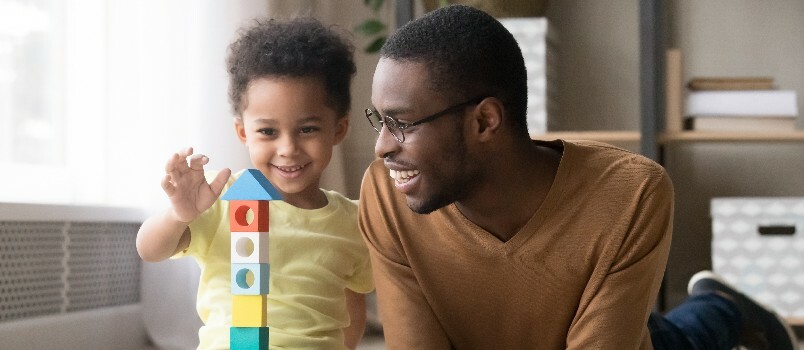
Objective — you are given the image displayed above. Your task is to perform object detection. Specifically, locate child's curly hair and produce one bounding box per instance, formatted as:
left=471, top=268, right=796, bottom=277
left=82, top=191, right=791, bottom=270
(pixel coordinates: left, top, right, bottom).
left=226, top=17, right=356, bottom=118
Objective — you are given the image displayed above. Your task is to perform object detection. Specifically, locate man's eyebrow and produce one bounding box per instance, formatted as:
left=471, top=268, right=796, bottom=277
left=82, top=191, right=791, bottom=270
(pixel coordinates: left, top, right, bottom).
left=372, top=106, right=412, bottom=118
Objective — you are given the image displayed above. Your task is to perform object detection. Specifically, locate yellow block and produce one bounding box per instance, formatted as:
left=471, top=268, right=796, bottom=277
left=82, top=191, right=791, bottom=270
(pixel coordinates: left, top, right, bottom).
left=232, top=295, right=268, bottom=327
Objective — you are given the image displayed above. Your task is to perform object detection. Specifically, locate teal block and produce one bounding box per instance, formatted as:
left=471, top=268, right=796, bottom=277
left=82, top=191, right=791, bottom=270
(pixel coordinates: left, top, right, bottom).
left=231, top=263, right=270, bottom=295
left=230, top=327, right=268, bottom=350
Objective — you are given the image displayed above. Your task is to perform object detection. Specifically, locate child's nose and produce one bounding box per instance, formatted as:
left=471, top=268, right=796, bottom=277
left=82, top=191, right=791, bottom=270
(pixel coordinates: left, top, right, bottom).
left=277, top=135, right=298, bottom=156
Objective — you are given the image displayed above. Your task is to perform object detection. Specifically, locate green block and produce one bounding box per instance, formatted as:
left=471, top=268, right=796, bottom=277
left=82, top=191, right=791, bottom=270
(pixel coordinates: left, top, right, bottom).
left=230, top=327, right=268, bottom=350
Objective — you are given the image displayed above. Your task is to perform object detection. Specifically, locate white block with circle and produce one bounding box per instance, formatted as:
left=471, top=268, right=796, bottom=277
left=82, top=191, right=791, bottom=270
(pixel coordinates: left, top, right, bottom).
left=231, top=232, right=269, bottom=264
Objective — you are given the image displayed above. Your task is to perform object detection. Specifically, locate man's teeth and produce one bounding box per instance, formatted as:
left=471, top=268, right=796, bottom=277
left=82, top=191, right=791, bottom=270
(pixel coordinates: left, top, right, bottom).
left=389, top=169, right=420, bottom=183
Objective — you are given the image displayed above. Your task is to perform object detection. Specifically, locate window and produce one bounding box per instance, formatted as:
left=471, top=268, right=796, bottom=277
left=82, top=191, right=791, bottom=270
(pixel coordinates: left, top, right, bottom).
left=0, top=0, right=254, bottom=209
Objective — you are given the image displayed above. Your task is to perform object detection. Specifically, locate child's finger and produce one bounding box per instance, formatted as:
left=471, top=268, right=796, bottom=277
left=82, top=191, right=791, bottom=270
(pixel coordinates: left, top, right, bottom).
left=188, top=153, right=208, bottom=170
left=167, top=148, right=192, bottom=174
left=165, top=152, right=186, bottom=177
left=161, top=174, right=175, bottom=196
left=178, top=146, right=194, bottom=159
left=209, top=168, right=232, bottom=197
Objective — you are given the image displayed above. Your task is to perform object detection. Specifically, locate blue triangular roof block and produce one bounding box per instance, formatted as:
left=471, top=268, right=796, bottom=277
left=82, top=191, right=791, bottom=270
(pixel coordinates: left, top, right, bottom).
left=221, top=169, right=283, bottom=201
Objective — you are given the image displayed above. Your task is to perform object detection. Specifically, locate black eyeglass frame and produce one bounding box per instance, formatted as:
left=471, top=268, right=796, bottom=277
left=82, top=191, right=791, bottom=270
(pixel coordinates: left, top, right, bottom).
left=365, top=96, right=488, bottom=143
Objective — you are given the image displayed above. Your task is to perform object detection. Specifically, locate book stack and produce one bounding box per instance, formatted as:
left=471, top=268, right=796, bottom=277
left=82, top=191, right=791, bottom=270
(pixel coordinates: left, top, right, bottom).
left=683, top=77, right=799, bottom=132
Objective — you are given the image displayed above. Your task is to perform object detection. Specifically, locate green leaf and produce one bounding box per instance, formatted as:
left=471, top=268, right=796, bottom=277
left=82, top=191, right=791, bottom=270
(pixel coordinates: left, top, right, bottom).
left=354, top=19, right=386, bottom=36
left=365, top=36, right=386, bottom=53
left=368, top=0, right=384, bottom=12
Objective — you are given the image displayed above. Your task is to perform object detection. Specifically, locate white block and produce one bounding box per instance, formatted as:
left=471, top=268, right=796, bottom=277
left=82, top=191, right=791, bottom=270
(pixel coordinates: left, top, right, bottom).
left=231, top=232, right=269, bottom=264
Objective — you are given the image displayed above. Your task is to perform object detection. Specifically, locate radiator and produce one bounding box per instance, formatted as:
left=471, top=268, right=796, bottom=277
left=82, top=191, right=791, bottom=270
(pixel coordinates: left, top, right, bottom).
left=0, top=203, right=152, bottom=350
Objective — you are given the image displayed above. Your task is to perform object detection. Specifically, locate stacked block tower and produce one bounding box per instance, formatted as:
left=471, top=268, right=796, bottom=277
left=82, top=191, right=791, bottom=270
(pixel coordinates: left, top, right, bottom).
left=221, top=169, right=282, bottom=350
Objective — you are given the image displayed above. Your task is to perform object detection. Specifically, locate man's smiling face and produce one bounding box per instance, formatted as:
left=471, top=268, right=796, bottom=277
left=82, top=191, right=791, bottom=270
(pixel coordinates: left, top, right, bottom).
left=371, top=58, right=477, bottom=214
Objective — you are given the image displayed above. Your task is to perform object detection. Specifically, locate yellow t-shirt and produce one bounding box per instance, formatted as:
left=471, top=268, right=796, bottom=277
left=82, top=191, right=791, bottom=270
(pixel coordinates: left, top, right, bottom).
left=179, top=170, right=374, bottom=349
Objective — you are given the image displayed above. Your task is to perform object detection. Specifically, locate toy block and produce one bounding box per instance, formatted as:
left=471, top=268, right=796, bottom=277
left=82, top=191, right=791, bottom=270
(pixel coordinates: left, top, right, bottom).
left=230, top=327, right=268, bottom=350
left=228, top=200, right=269, bottom=232
left=231, top=263, right=270, bottom=295
left=231, top=232, right=270, bottom=264
left=232, top=295, right=268, bottom=327
left=221, top=169, right=283, bottom=201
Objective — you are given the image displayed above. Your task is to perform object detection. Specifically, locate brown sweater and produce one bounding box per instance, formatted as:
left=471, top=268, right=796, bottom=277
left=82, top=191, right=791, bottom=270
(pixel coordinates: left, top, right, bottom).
left=359, top=140, right=674, bottom=350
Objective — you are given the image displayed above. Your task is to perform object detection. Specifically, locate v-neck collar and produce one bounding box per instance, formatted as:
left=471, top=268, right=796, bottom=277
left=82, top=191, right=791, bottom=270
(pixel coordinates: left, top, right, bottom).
left=445, top=139, right=570, bottom=252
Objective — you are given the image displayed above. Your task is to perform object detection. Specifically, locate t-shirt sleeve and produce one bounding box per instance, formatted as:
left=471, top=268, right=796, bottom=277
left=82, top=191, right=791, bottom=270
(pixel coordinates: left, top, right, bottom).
left=346, top=247, right=374, bottom=294
left=358, top=160, right=452, bottom=348
left=566, top=167, right=674, bottom=349
left=345, top=198, right=375, bottom=294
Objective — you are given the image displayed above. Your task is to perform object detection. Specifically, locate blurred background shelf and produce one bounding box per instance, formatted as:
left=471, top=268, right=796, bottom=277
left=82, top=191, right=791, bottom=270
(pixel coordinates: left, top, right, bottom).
left=660, top=132, right=804, bottom=143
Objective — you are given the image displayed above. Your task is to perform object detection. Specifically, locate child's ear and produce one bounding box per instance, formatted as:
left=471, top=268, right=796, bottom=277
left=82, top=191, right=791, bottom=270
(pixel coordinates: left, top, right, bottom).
left=333, top=116, right=349, bottom=145
left=233, top=117, right=247, bottom=143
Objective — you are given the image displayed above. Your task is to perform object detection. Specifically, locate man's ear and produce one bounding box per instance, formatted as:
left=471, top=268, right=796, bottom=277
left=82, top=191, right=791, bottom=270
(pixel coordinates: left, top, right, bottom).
left=334, top=116, right=349, bottom=145
left=472, top=97, right=504, bottom=142
left=233, top=117, right=247, bottom=143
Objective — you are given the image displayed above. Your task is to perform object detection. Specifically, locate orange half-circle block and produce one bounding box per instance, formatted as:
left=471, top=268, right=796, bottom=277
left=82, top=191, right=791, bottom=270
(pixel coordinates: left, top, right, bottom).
left=228, top=200, right=269, bottom=232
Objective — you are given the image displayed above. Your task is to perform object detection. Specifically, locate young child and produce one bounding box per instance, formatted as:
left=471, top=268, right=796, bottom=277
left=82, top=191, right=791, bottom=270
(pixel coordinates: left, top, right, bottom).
left=136, top=17, right=373, bottom=350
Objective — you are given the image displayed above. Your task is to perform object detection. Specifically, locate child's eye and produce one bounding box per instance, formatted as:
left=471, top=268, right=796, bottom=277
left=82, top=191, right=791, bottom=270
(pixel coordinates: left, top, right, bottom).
left=300, top=126, right=319, bottom=134
left=257, top=128, right=276, bottom=136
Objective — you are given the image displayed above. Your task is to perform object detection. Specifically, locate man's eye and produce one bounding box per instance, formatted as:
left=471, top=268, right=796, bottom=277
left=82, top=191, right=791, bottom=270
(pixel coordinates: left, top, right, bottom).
left=385, top=118, right=401, bottom=128
left=257, top=128, right=276, bottom=136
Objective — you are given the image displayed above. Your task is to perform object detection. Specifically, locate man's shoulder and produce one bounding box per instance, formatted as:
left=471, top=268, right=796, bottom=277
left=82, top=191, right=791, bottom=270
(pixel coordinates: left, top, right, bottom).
left=560, top=140, right=671, bottom=197
left=362, top=159, right=394, bottom=193
left=566, top=140, right=666, bottom=174
left=367, top=158, right=387, bottom=176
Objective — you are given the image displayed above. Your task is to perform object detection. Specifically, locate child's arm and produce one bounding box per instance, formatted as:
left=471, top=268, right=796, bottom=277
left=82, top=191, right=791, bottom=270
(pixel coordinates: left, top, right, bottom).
left=136, top=147, right=231, bottom=262
left=343, top=289, right=367, bottom=349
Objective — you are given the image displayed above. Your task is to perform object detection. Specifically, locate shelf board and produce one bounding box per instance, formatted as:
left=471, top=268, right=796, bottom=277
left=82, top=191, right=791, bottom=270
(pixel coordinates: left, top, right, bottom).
left=787, top=317, right=804, bottom=327
left=532, top=130, right=804, bottom=144
left=660, top=131, right=804, bottom=143
left=530, top=131, right=641, bottom=143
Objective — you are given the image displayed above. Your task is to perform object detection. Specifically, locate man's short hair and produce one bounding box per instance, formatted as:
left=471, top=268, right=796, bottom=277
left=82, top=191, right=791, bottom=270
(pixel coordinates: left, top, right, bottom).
left=380, top=5, right=529, bottom=135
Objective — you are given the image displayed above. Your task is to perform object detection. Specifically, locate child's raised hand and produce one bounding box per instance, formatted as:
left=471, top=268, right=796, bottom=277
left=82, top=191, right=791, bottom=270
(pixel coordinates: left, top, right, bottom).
left=161, top=147, right=232, bottom=223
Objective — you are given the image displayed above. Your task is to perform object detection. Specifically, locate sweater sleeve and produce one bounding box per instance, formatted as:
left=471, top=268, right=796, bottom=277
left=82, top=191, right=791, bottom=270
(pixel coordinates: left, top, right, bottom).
left=358, top=160, right=452, bottom=349
left=566, top=169, right=674, bottom=349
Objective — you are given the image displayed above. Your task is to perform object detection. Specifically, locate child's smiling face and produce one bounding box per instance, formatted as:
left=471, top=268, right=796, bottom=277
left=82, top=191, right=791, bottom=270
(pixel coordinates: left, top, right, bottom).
left=235, top=76, right=348, bottom=209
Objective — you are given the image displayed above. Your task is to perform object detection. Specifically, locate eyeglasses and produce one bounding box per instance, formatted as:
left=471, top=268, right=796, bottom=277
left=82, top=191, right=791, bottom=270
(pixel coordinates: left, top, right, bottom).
left=365, top=96, right=487, bottom=143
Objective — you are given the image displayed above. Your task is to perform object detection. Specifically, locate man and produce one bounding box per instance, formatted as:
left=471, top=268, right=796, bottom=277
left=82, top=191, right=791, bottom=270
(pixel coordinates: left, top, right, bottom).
left=358, top=5, right=796, bottom=350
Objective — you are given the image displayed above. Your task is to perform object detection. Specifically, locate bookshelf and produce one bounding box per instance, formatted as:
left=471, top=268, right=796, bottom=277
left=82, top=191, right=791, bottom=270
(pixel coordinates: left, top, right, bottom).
left=531, top=131, right=640, bottom=142
left=661, top=132, right=804, bottom=143
left=660, top=1, right=804, bottom=324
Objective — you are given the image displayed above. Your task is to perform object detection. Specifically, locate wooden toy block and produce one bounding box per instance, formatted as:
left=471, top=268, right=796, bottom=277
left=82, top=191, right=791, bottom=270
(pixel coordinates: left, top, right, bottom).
left=221, top=169, right=283, bottom=201
left=230, top=327, right=268, bottom=350
left=228, top=200, right=269, bottom=232
left=231, top=263, right=270, bottom=295
left=232, top=295, right=268, bottom=327
left=231, top=232, right=270, bottom=264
